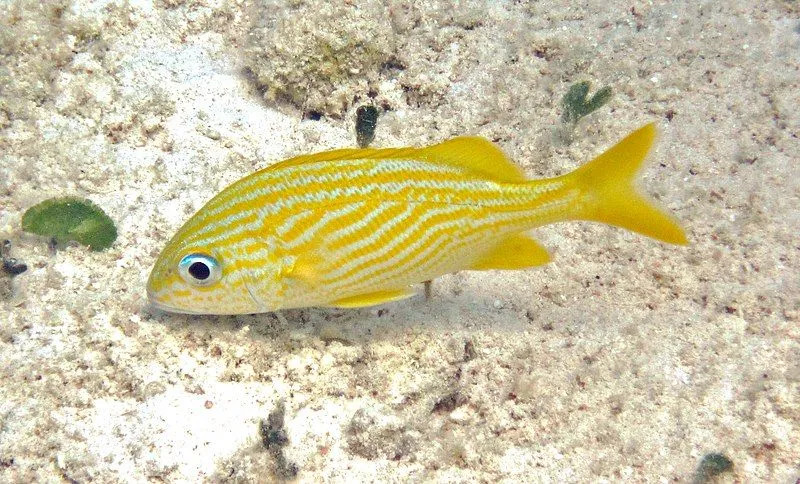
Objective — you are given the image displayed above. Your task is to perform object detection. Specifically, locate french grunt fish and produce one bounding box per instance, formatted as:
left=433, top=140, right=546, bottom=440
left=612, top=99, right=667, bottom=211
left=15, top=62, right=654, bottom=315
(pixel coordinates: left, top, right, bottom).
left=147, top=123, right=687, bottom=315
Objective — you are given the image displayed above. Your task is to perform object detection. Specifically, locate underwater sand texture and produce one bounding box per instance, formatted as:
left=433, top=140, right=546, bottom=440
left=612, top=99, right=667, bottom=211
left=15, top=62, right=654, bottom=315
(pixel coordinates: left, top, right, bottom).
left=1, top=0, right=798, bottom=481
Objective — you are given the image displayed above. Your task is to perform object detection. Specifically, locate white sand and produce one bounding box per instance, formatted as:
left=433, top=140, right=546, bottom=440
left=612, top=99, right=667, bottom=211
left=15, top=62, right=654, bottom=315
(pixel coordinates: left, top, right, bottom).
left=1, top=0, right=798, bottom=481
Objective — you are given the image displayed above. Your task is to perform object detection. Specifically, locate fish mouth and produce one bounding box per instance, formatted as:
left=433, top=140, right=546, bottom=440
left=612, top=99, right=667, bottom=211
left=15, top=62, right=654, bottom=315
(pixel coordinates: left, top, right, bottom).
left=146, top=289, right=205, bottom=315
left=146, top=283, right=268, bottom=315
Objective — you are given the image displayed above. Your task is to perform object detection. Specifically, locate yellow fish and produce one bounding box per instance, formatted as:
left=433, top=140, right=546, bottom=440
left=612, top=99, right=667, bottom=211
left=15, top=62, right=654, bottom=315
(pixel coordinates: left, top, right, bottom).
left=147, top=123, right=687, bottom=315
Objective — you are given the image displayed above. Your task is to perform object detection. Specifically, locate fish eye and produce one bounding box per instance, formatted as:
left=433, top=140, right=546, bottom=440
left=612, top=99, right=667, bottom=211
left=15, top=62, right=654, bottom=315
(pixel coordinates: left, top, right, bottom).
left=178, top=253, right=222, bottom=286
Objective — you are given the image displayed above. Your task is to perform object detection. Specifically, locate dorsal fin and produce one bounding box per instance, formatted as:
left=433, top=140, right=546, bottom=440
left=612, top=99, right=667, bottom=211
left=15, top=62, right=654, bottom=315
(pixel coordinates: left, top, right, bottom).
left=418, top=137, right=527, bottom=182
left=265, top=137, right=526, bottom=183
left=267, top=147, right=418, bottom=171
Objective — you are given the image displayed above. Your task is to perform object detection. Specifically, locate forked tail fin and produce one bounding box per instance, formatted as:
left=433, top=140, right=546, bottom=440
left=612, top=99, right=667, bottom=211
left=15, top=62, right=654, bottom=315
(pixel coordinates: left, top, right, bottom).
left=569, top=123, right=688, bottom=245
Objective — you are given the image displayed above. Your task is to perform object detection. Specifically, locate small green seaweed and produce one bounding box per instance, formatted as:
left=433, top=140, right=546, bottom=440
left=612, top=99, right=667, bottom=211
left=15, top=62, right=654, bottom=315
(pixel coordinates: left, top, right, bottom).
left=692, top=453, right=734, bottom=484
left=22, top=197, right=117, bottom=251
left=355, top=105, right=379, bottom=148
left=561, top=81, right=613, bottom=126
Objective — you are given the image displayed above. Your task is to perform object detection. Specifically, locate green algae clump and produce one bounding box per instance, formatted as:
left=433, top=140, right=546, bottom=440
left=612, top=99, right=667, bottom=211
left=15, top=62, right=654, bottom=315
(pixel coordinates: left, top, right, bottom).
left=22, top=197, right=117, bottom=251
left=693, top=453, right=734, bottom=483
left=561, top=81, right=613, bottom=125
left=355, top=105, right=379, bottom=147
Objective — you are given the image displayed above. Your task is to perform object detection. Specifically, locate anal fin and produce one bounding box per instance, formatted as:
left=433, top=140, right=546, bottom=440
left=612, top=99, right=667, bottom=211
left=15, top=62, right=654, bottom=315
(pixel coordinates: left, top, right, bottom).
left=470, top=234, right=551, bottom=271
left=330, top=288, right=416, bottom=308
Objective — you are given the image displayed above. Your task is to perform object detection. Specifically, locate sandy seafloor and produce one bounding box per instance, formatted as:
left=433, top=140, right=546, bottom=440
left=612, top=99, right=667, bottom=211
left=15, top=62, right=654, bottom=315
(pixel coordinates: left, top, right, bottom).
left=1, top=0, right=799, bottom=482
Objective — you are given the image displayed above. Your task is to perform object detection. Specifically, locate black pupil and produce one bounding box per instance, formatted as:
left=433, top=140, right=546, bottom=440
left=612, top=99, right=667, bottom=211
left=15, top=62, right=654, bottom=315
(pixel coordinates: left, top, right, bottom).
left=188, top=261, right=211, bottom=280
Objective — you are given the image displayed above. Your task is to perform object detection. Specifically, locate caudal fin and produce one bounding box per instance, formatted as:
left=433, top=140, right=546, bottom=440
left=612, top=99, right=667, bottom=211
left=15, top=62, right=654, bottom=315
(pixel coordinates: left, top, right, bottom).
left=569, top=123, right=688, bottom=245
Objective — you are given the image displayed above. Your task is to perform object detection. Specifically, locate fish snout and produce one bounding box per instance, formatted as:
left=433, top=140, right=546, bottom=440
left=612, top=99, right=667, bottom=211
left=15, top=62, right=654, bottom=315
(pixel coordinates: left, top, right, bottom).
left=147, top=287, right=170, bottom=312
left=146, top=286, right=182, bottom=314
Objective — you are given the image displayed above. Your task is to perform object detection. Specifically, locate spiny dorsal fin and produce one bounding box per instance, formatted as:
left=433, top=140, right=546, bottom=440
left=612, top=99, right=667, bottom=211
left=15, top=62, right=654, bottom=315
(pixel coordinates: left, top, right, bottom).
left=267, top=147, right=418, bottom=171
left=267, top=138, right=526, bottom=182
left=470, top=233, right=551, bottom=271
left=418, top=137, right=527, bottom=182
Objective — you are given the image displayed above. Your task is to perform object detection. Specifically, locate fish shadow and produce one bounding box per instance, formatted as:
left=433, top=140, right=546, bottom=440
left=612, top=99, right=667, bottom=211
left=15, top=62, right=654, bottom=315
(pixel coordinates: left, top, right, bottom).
left=139, top=285, right=538, bottom=345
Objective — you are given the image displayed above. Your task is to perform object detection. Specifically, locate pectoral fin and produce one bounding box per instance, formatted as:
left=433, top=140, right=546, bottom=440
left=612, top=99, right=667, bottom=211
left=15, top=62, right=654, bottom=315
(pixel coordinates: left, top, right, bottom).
left=470, top=234, right=551, bottom=271
left=330, top=288, right=416, bottom=308
left=283, top=254, right=322, bottom=287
